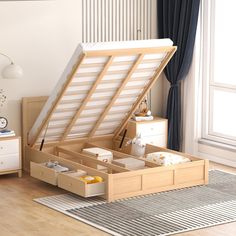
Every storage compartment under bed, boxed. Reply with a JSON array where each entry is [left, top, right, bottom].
[[28, 139, 208, 201]]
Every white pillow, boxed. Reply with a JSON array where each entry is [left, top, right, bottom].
[[146, 152, 190, 166]]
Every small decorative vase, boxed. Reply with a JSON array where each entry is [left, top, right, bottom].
[[129, 133, 146, 157], [131, 143, 145, 157]]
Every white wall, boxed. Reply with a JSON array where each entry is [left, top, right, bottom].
[[150, 0, 165, 117], [0, 0, 83, 135], [0, 0, 163, 137]]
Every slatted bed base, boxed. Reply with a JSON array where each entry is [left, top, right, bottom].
[[22, 39, 209, 202]]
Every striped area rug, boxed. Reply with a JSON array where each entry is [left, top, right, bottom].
[[34, 170, 236, 236]]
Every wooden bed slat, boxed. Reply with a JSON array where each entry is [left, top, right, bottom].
[[70, 81, 94, 87], [142, 58, 163, 64], [64, 85, 145, 97], [64, 90, 89, 96], [79, 58, 163, 69], [76, 67, 156, 78], [61, 94, 138, 105], [50, 116, 73, 122], [61, 96, 110, 104], [60, 98, 84, 105], [75, 117, 122, 125], [80, 62, 105, 68], [79, 109, 130, 118]]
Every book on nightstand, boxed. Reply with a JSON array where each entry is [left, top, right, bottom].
[[0, 129, 16, 137], [132, 116, 154, 121]]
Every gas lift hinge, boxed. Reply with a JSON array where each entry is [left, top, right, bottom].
[[39, 122, 50, 151]]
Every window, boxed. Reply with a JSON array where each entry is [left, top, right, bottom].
[[202, 0, 236, 147]]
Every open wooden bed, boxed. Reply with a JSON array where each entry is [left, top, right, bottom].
[[22, 39, 209, 202]]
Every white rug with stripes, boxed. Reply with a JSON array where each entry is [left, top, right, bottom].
[[34, 170, 236, 236]]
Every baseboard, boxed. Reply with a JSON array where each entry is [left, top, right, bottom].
[[198, 151, 236, 168], [196, 142, 236, 168]]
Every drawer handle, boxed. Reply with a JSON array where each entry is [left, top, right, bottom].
[[0, 147, 3, 150], [69, 183, 72, 187], [0, 161, 3, 165], [40, 171, 44, 176]]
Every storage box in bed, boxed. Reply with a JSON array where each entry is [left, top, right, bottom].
[[23, 39, 209, 202]]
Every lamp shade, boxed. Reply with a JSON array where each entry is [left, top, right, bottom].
[[2, 63, 23, 79]]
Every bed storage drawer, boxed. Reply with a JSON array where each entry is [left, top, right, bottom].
[[58, 172, 105, 197], [30, 162, 59, 185]]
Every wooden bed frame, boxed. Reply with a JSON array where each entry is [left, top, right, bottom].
[[22, 44, 209, 202]]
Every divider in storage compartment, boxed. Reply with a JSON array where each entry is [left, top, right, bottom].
[[58, 171, 105, 197], [84, 142, 160, 169], [56, 146, 131, 173]]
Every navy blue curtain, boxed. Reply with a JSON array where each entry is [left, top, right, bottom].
[[157, 0, 200, 151]]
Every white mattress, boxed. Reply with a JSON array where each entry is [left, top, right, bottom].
[[80, 39, 173, 51], [29, 39, 173, 144]]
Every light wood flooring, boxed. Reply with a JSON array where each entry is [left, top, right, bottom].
[[0, 162, 235, 236]]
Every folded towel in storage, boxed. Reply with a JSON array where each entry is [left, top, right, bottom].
[[45, 161, 69, 172]]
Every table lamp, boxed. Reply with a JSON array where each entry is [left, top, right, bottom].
[[0, 52, 23, 79]]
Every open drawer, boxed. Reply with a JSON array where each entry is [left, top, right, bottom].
[[30, 162, 59, 185], [58, 172, 105, 197], [30, 161, 71, 186]]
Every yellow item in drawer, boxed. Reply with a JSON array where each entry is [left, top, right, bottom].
[[94, 176, 103, 183], [79, 175, 104, 184]]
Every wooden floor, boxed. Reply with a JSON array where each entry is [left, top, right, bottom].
[[0, 162, 236, 236]]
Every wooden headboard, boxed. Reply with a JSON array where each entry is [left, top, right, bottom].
[[21, 96, 48, 170]]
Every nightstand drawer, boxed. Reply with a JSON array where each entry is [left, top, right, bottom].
[[0, 154, 20, 170], [136, 122, 166, 136], [0, 139, 19, 155], [143, 135, 167, 148]]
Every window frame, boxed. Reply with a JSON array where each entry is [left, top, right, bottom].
[[201, 0, 236, 147]]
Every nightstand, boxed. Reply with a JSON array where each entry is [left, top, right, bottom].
[[0, 136, 22, 177], [126, 117, 168, 147]]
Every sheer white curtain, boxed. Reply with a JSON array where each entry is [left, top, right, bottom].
[[182, 6, 202, 155]]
